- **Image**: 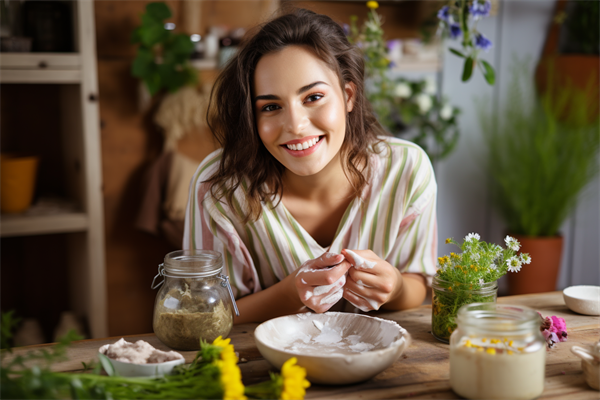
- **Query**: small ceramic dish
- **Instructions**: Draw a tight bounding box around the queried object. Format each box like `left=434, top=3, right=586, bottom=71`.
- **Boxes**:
left=98, top=344, right=185, bottom=378
left=254, top=312, right=411, bottom=385
left=563, top=286, right=600, bottom=315
left=571, top=341, right=600, bottom=390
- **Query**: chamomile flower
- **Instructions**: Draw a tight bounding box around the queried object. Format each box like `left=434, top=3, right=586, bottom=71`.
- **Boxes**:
left=479, top=278, right=484, bottom=285
left=506, top=256, right=522, bottom=273
left=464, top=232, right=481, bottom=243
left=489, top=263, right=497, bottom=270
left=471, top=252, right=480, bottom=261
left=504, top=236, right=521, bottom=251
left=520, top=253, right=532, bottom=264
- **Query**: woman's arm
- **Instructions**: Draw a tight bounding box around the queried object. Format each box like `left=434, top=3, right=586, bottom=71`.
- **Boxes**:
left=381, top=272, right=427, bottom=311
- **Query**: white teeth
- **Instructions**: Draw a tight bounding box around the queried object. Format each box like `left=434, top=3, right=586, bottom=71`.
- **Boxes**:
left=286, top=137, right=321, bottom=151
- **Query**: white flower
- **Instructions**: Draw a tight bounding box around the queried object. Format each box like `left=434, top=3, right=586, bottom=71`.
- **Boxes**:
left=464, top=232, right=481, bottom=243
left=489, top=263, right=497, bottom=270
left=504, top=236, right=521, bottom=251
left=471, top=253, right=481, bottom=261
left=424, top=76, right=436, bottom=95
left=506, top=256, right=522, bottom=273
left=394, top=82, right=412, bottom=98
left=440, top=103, right=453, bottom=120
left=479, top=278, right=484, bottom=285
left=520, top=253, right=532, bottom=265
left=416, top=94, right=432, bottom=114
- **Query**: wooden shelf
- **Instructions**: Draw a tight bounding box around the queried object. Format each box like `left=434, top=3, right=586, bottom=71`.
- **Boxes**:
left=0, top=53, right=82, bottom=83
left=0, top=211, right=89, bottom=237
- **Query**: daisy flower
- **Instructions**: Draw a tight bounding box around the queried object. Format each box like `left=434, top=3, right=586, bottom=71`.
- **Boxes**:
left=478, top=278, right=484, bottom=285
left=520, top=253, right=532, bottom=264
left=464, top=232, right=481, bottom=243
left=504, top=236, right=521, bottom=251
left=506, top=256, right=522, bottom=273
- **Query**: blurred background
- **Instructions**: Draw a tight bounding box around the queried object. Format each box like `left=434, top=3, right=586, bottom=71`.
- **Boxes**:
left=1, top=0, right=598, bottom=344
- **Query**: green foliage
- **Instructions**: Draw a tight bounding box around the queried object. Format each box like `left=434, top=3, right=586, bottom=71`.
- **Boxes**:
left=563, top=0, right=599, bottom=55
left=131, top=2, right=197, bottom=95
left=479, top=59, right=600, bottom=236
left=348, top=6, right=461, bottom=161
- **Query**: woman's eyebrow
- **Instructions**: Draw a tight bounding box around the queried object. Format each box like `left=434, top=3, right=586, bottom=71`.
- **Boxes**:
left=254, top=81, right=328, bottom=102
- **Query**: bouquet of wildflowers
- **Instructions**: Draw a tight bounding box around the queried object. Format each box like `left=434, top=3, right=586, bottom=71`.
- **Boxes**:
left=432, top=233, right=531, bottom=341
left=1, top=317, right=310, bottom=400
left=437, top=0, right=495, bottom=84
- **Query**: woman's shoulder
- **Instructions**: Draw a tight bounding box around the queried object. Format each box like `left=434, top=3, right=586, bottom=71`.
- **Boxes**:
left=373, top=136, right=432, bottom=168
left=193, top=148, right=224, bottom=181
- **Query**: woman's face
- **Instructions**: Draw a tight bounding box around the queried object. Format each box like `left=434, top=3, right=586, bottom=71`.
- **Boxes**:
left=253, top=45, right=355, bottom=178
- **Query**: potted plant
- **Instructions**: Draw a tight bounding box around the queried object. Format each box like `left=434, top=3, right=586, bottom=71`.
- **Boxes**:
left=432, top=233, right=529, bottom=343
left=479, top=60, right=600, bottom=295
left=535, top=0, right=599, bottom=120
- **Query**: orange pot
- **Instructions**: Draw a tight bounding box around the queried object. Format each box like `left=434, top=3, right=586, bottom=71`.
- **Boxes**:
left=507, top=235, right=563, bottom=295
left=0, top=154, right=39, bottom=213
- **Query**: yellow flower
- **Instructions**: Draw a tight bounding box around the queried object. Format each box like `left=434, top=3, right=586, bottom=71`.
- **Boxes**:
left=366, top=1, right=379, bottom=9
left=486, top=348, right=496, bottom=355
left=438, top=257, right=446, bottom=266
left=213, top=336, right=246, bottom=400
left=280, top=357, right=310, bottom=400
left=445, top=238, right=451, bottom=244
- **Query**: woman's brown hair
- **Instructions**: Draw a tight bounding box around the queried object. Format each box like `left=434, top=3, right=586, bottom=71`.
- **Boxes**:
left=206, top=8, right=387, bottom=222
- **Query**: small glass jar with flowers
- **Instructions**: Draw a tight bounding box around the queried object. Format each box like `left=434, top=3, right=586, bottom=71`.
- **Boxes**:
left=432, top=233, right=531, bottom=343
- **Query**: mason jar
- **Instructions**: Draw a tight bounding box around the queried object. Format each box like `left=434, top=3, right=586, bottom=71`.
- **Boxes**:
left=151, top=250, right=239, bottom=350
left=449, top=303, right=546, bottom=400
left=431, top=276, right=498, bottom=343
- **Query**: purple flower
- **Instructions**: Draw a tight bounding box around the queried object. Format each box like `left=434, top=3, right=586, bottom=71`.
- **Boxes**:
left=475, top=33, right=492, bottom=51
left=469, top=0, right=492, bottom=19
left=437, top=6, right=451, bottom=22
left=342, top=23, right=350, bottom=36
left=449, top=23, right=462, bottom=39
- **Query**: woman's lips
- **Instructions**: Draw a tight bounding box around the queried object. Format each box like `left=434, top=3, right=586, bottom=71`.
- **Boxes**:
left=282, top=136, right=324, bottom=157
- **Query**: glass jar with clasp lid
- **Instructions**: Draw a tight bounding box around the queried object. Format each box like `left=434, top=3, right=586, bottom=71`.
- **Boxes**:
left=449, top=303, right=546, bottom=400
left=151, top=250, right=239, bottom=350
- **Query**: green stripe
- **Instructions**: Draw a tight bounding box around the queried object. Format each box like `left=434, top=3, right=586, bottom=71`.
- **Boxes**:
left=402, top=150, right=423, bottom=211
left=359, top=197, right=369, bottom=242
left=190, top=153, right=222, bottom=249
left=333, top=198, right=355, bottom=242
left=369, top=150, right=393, bottom=251
left=269, top=207, right=301, bottom=270
left=395, top=217, right=416, bottom=269
left=224, top=249, right=237, bottom=290
left=408, top=166, right=432, bottom=211
left=231, top=196, right=265, bottom=288
left=420, top=200, right=435, bottom=274
left=261, top=209, right=290, bottom=275
left=384, top=148, right=408, bottom=255
left=284, top=209, right=315, bottom=259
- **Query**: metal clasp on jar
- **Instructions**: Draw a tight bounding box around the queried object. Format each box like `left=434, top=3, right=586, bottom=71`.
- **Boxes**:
left=151, top=263, right=166, bottom=289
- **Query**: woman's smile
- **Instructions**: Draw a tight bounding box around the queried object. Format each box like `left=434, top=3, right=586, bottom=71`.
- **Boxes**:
left=281, top=135, right=324, bottom=157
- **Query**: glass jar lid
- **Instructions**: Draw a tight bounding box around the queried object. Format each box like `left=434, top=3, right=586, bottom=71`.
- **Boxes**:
left=163, top=249, right=223, bottom=278
left=456, top=303, right=540, bottom=335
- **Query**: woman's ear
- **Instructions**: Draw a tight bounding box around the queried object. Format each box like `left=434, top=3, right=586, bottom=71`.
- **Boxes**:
left=344, top=82, right=357, bottom=113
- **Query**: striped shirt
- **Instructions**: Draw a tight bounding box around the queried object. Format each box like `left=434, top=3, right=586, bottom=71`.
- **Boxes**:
left=183, top=137, right=438, bottom=299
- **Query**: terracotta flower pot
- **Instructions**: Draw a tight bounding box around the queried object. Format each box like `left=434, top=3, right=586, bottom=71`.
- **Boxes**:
left=507, top=235, right=563, bottom=295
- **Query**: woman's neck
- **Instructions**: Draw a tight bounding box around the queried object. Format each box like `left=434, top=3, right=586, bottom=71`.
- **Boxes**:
left=282, top=153, right=355, bottom=203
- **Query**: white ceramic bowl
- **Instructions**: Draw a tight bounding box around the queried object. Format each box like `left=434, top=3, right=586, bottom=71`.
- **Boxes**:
left=98, top=345, right=185, bottom=377
left=563, top=285, right=600, bottom=316
left=254, top=312, right=411, bottom=385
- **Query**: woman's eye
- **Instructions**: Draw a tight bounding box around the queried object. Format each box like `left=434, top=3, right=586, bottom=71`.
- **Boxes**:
left=305, top=93, right=324, bottom=103
left=261, top=104, right=280, bottom=112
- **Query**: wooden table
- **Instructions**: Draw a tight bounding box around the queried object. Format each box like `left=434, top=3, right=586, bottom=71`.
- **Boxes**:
left=7, top=292, right=600, bottom=399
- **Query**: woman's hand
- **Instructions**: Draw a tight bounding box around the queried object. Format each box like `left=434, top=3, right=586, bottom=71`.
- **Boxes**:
left=294, top=253, right=352, bottom=313
left=340, top=249, right=403, bottom=312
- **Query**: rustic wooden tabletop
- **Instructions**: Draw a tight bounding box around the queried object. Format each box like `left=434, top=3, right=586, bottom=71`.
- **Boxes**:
left=6, top=291, right=600, bottom=399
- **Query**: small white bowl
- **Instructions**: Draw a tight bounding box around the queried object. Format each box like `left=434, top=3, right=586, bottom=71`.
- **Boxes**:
left=98, top=345, right=185, bottom=377
left=254, top=312, right=411, bottom=385
left=563, top=286, right=600, bottom=316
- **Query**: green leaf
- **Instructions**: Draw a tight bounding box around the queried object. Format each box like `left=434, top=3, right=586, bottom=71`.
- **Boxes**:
left=146, top=72, right=162, bottom=95
left=130, top=27, right=142, bottom=44
left=131, top=48, right=155, bottom=78
left=140, top=18, right=169, bottom=47
left=462, top=57, right=474, bottom=82
left=480, top=59, right=496, bottom=85
left=98, top=353, right=117, bottom=377
left=146, top=2, right=171, bottom=21
left=449, top=48, right=465, bottom=58
left=168, top=34, right=194, bottom=55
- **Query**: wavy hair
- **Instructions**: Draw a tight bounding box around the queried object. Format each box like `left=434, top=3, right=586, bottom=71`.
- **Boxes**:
left=205, top=8, right=387, bottom=223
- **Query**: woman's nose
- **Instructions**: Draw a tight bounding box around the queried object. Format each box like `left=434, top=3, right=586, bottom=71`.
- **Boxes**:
left=284, top=103, right=309, bottom=134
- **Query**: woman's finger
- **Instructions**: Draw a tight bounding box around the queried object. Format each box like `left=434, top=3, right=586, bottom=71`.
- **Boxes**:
left=343, top=289, right=379, bottom=312
left=342, top=249, right=378, bottom=271
left=297, top=260, right=351, bottom=286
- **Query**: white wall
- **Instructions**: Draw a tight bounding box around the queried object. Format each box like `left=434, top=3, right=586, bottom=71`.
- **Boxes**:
left=436, top=0, right=599, bottom=293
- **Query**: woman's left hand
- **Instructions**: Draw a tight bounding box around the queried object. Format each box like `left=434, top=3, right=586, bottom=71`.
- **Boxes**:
left=340, top=249, right=403, bottom=312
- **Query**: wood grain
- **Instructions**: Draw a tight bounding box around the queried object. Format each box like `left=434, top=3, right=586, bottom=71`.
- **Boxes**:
left=6, top=292, right=599, bottom=399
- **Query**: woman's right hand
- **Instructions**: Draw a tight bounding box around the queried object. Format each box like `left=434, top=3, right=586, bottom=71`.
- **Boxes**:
left=294, top=253, right=352, bottom=313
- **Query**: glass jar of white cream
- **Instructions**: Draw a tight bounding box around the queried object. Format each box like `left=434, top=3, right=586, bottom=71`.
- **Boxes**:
left=449, top=303, right=546, bottom=400
left=151, top=250, right=239, bottom=350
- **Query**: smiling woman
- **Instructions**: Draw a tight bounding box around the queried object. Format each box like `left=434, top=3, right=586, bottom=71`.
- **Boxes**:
left=183, top=9, right=438, bottom=324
